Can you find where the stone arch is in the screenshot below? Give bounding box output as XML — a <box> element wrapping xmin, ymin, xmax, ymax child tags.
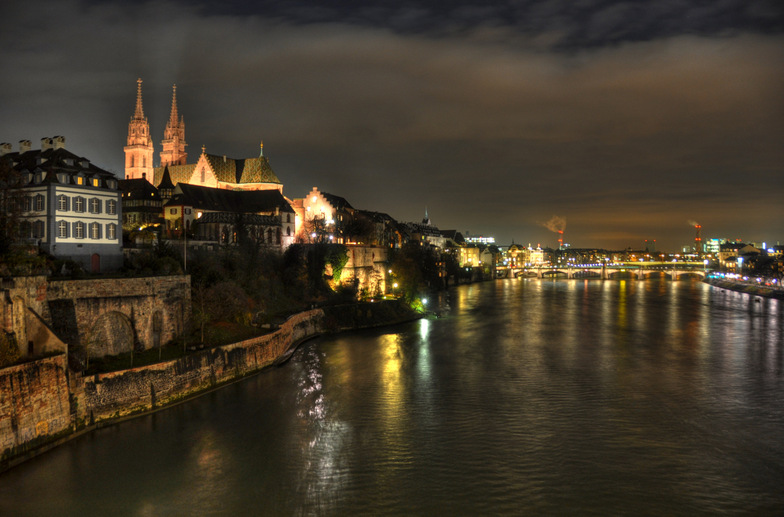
<box><xmin>88</xmin><ymin>311</ymin><xmax>134</xmax><ymax>358</ymax></box>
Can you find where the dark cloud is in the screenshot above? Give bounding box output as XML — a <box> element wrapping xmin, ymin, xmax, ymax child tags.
<box><xmin>1</xmin><ymin>0</ymin><xmax>782</xmax><ymax>250</ymax></box>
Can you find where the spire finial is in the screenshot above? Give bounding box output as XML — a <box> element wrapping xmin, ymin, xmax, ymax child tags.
<box><xmin>260</xmin><ymin>140</ymin><xmax>264</xmax><ymax>157</ymax></box>
<box><xmin>201</xmin><ymin>144</ymin><xmax>206</xmax><ymax>154</ymax></box>
<box><xmin>168</xmin><ymin>84</ymin><xmax>179</xmax><ymax>126</ymax></box>
<box><xmin>134</xmin><ymin>78</ymin><xmax>144</xmax><ymax>119</ymax></box>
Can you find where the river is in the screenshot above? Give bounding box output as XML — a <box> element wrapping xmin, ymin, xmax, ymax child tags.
<box><xmin>1</xmin><ymin>278</ymin><xmax>783</xmax><ymax>515</ymax></box>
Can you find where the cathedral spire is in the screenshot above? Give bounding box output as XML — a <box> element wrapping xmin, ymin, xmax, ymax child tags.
<box><xmin>125</xmin><ymin>78</ymin><xmax>153</xmax><ymax>180</ymax></box>
<box><xmin>133</xmin><ymin>78</ymin><xmax>145</xmax><ymax>119</ymax></box>
<box><xmin>160</xmin><ymin>83</ymin><xmax>187</xmax><ymax>167</ymax></box>
<box><xmin>168</xmin><ymin>84</ymin><xmax>179</xmax><ymax>127</ymax></box>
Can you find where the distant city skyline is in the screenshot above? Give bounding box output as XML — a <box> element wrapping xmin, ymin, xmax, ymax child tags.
<box><xmin>1</xmin><ymin>0</ymin><xmax>782</xmax><ymax>251</ymax></box>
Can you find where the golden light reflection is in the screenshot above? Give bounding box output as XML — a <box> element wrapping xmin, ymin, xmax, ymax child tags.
<box><xmin>417</xmin><ymin>319</ymin><xmax>432</xmax><ymax>382</ymax></box>
<box><xmin>617</xmin><ymin>280</ymin><xmax>628</xmax><ymax>331</ymax></box>
<box><xmin>378</xmin><ymin>333</ymin><xmax>411</xmax><ymax>467</ymax></box>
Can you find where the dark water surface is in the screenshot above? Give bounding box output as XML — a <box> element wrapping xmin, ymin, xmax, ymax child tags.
<box><xmin>1</xmin><ymin>279</ymin><xmax>783</xmax><ymax>516</ymax></box>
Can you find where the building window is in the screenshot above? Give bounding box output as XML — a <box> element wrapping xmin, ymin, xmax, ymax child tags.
<box><xmin>18</xmin><ymin>221</ymin><xmax>31</xmax><ymax>239</ymax></box>
<box><xmin>33</xmin><ymin>220</ymin><xmax>45</xmax><ymax>239</ymax></box>
<box><xmin>58</xmin><ymin>220</ymin><xmax>68</xmax><ymax>238</ymax></box>
<box><xmin>74</xmin><ymin>222</ymin><xmax>84</xmax><ymax>239</ymax></box>
<box><xmin>74</xmin><ymin>197</ymin><xmax>85</xmax><ymax>213</ymax></box>
<box><xmin>89</xmin><ymin>198</ymin><xmax>101</xmax><ymax>214</ymax></box>
<box><xmin>107</xmin><ymin>223</ymin><xmax>116</xmax><ymax>240</ymax></box>
<box><xmin>90</xmin><ymin>222</ymin><xmax>100</xmax><ymax>239</ymax></box>
<box><xmin>76</xmin><ymin>176</ymin><xmax>84</xmax><ymax>185</ymax></box>
<box><xmin>107</xmin><ymin>199</ymin><xmax>117</xmax><ymax>215</ymax></box>
<box><xmin>57</xmin><ymin>195</ymin><xmax>68</xmax><ymax>211</ymax></box>
<box><xmin>170</xmin><ymin>208</ymin><xmax>178</xmax><ymax>215</ymax></box>
<box><xmin>92</xmin><ymin>178</ymin><xmax>100</xmax><ymax>187</ymax></box>
<box><xmin>23</xmin><ymin>196</ymin><xmax>31</xmax><ymax>212</ymax></box>
<box><xmin>34</xmin><ymin>194</ymin><xmax>44</xmax><ymax>212</ymax></box>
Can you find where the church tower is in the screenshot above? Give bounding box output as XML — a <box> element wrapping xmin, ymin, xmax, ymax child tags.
<box><xmin>160</xmin><ymin>84</ymin><xmax>187</xmax><ymax>167</ymax></box>
<box><xmin>124</xmin><ymin>78</ymin><xmax>154</xmax><ymax>180</ymax></box>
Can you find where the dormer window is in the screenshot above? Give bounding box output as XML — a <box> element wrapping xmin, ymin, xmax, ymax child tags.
<box><xmin>92</xmin><ymin>177</ymin><xmax>100</xmax><ymax>187</ymax></box>
<box><xmin>76</xmin><ymin>175</ymin><xmax>84</xmax><ymax>185</ymax></box>
<box><xmin>57</xmin><ymin>173</ymin><xmax>68</xmax><ymax>184</ymax></box>
<box><xmin>34</xmin><ymin>172</ymin><xmax>42</xmax><ymax>183</ymax></box>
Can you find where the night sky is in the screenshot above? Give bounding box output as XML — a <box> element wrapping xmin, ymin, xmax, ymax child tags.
<box><xmin>2</xmin><ymin>0</ymin><xmax>782</xmax><ymax>251</ymax></box>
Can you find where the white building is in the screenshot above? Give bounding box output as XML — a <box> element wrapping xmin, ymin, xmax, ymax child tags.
<box><xmin>1</xmin><ymin>137</ymin><xmax>122</xmax><ymax>272</ymax></box>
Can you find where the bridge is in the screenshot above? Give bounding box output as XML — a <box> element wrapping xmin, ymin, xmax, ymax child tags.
<box><xmin>498</xmin><ymin>262</ymin><xmax>708</xmax><ymax>281</ymax></box>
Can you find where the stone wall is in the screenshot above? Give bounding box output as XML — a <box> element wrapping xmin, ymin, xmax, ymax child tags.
<box><xmin>0</xmin><ymin>275</ymin><xmax>190</xmax><ymax>361</ymax></box>
<box><xmin>343</xmin><ymin>246</ymin><xmax>388</xmax><ymax>296</ymax></box>
<box><xmin>71</xmin><ymin>309</ymin><xmax>323</xmax><ymax>424</ymax></box>
<box><xmin>1</xmin><ymin>309</ymin><xmax>323</xmax><ymax>468</ymax></box>
<box><xmin>0</xmin><ymin>355</ymin><xmax>71</xmax><ymax>460</ymax></box>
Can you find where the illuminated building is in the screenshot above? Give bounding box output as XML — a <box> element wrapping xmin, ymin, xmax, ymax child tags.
<box><xmin>124</xmin><ymin>79</ymin><xmax>282</xmax><ymax>193</ymax></box>
<box><xmin>1</xmin><ymin>137</ymin><xmax>122</xmax><ymax>272</ymax></box>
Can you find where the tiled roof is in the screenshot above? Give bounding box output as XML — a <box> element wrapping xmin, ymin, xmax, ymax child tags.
<box><xmin>153</xmin><ymin>163</ymin><xmax>196</xmax><ymax>187</ymax></box>
<box><xmin>166</xmin><ymin>183</ymin><xmax>294</xmax><ymax>214</ymax></box>
<box><xmin>153</xmin><ymin>154</ymin><xmax>282</xmax><ymax>186</ymax></box>
<box><xmin>238</xmin><ymin>156</ymin><xmax>281</xmax><ymax>184</ymax></box>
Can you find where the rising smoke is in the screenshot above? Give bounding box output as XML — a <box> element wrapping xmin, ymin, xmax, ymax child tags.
<box><xmin>687</xmin><ymin>220</ymin><xmax>700</xmax><ymax>227</ymax></box>
<box><xmin>542</xmin><ymin>215</ymin><xmax>566</xmax><ymax>233</ymax></box>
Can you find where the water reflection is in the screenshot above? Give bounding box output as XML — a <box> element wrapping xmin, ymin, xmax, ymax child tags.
<box><xmin>1</xmin><ymin>279</ymin><xmax>782</xmax><ymax>515</ymax></box>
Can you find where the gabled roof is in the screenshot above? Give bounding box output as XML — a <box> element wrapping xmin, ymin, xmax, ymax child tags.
<box><xmin>153</xmin><ymin>163</ymin><xmax>196</xmax><ymax>187</ymax></box>
<box><xmin>166</xmin><ymin>183</ymin><xmax>294</xmax><ymax>213</ymax></box>
<box><xmin>204</xmin><ymin>154</ymin><xmax>282</xmax><ymax>185</ymax></box>
<box><xmin>119</xmin><ymin>178</ymin><xmax>159</xmax><ymax>200</ymax></box>
<box><xmin>321</xmin><ymin>192</ymin><xmax>353</xmax><ymax>210</ymax></box>
<box><xmin>440</xmin><ymin>230</ymin><xmax>465</xmax><ymax>244</ymax></box>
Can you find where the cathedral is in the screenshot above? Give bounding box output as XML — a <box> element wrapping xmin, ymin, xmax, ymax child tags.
<box><xmin>124</xmin><ymin>78</ymin><xmax>282</xmax><ymax>192</ymax></box>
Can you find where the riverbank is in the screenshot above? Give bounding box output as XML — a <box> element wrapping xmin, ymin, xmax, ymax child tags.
<box><xmin>703</xmin><ymin>276</ymin><xmax>784</xmax><ymax>299</ymax></box>
<box><xmin>0</xmin><ymin>299</ymin><xmax>419</xmax><ymax>472</ymax></box>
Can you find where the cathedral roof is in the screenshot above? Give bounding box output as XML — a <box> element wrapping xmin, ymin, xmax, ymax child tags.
<box><xmin>153</xmin><ymin>163</ymin><xmax>195</xmax><ymax>188</ymax></box>
<box><xmin>203</xmin><ymin>154</ymin><xmax>281</xmax><ymax>185</ymax></box>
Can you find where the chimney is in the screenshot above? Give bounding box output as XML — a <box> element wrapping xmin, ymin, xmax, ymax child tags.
<box><xmin>41</xmin><ymin>137</ymin><xmax>53</xmax><ymax>151</ymax></box>
<box><xmin>53</xmin><ymin>135</ymin><xmax>66</xmax><ymax>149</ymax></box>
<box><xmin>19</xmin><ymin>140</ymin><xmax>31</xmax><ymax>153</ymax></box>
<box><xmin>0</xmin><ymin>143</ymin><xmax>11</xmax><ymax>157</ymax></box>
